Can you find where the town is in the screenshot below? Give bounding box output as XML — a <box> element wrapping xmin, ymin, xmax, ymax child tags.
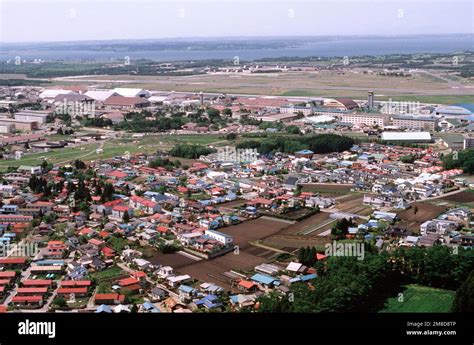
<box><xmin>0</xmin><ymin>78</ymin><xmax>473</xmax><ymax>314</ymax></box>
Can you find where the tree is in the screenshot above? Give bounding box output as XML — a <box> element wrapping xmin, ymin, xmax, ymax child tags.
<box><xmin>256</xmin><ymin>290</ymin><xmax>292</xmax><ymax>312</ymax></box>
<box><xmin>413</xmin><ymin>205</ymin><xmax>419</xmax><ymax>222</ymax></box>
<box><xmin>53</xmin><ymin>296</ymin><xmax>67</xmax><ymax>308</ymax></box>
<box><xmin>400</xmin><ymin>155</ymin><xmax>416</xmax><ymax>164</ymax></box>
<box><xmin>331</xmin><ymin>218</ymin><xmax>353</xmax><ymax>239</ymax></box>
<box><xmin>74</xmin><ymin>159</ymin><xmax>87</xmax><ymax>170</ymax></box>
<box><xmin>101</xmin><ymin>183</ymin><xmax>115</xmax><ymax>202</ymax></box>
<box><xmin>225</xmin><ymin>133</ymin><xmax>237</xmax><ymax>140</ymax></box>
<box><xmin>130</xmin><ymin>303</ymin><xmax>138</xmax><ymax>313</ymax></box>
<box><xmin>122</xmin><ymin>211</ymin><xmax>130</xmax><ymax>223</ymax></box>
<box><xmin>452</xmin><ymin>270</ymin><xmax>474</xmax><ymax>312</ymax></box>
<box><xmin>206</xmin><ymin>108</ymin><xmax>221</xmax><ymax>120</ymax></box>
<box><xmin>286</xmin><ymin>125</ymin><xmax>301</xmax><ymax>135</ymax></box>
<box><xmin>170</xmin><ymin>144</ymin><xmax>216</xmax><ymax>159</ymax></box>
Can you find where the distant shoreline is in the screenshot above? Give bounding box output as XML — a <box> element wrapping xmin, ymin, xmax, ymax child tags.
<box><xmin>1</xmin><ymin>34</ymin><xmax>473</xmax><ymax>62</ymax></box>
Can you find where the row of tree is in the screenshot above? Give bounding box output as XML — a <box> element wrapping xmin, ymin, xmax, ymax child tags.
<box><xmin>236</xmin><ymin>134</ymin><xmax>355</xmax><ymax>154</ymax></box>
<box><xmin>169</xmin><ymin>144</ymin><xmax>216</xmax><ymax>159</ymax></box>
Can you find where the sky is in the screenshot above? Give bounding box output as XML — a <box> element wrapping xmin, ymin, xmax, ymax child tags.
<box><xmin>0</xmin><ymin>0</ymin><xmax>473</xmax><ymax>43</ymax></box>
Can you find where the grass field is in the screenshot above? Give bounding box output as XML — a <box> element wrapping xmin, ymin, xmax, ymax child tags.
<box><xmin>0</xmin><ymin>143</ymin><xmax>100</xmax><ymax>171</ymax></box>
<box><xmin>0</xmin><ymin>133</ymin><xmax>227</xmax><ymax>171</ymax></box>
<box><xmin>381</xmin><ymin>285</ymin><xmax>455</xmax><ymax>313</ymax></box>
<box><xmin>90</xmin><ymin>265</ymin><xmax>125</xmax><ymax>281</ymax></box>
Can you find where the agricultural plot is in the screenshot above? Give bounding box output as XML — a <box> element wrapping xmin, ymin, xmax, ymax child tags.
<box><xmin>300</xmin><ymin>183</ymin><xmax>354</xmax><ymax>196</ymax></box>
<box><xmin>396</xmin><ymin>202</ymin><xmax>447</xmax><ymax>232</ymax></box>
<box><xmin>438</xmin><ymin>191</ymin><xmax>474</xmax><ymax>204</ymax></box>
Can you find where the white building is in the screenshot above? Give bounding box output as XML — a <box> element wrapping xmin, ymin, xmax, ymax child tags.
<box><xmin>381</xmin><ymin>131</ymin><xmax>432</xmax><ymax>142</ymax></box>
<box><xmin>0</xmin><ymin>123</ymin><xmax>14</xmax><ymax>133</ymax></box>
<box><xmin>112</xmin><ymin>88</ymin><xmax>150</xmax><ymax>98</ymax></box>
<box><xmin>339</xmin><ymin>113</ymin><xmax>388</xmax><ymax>127</ymax></box>
<box><xmin>39</xmin><ymin>89</ymin><xmax>75</xmax><ymax>99</ymax></box>
<box><xmin>85</xmin><ymin>90</ymin><xmax>119</xmax><ymax>102</ymax></box>
<box><xmin>204</xmin><ymin>229</ymin><xmax>233</xmax><ymax>245</ymax></box>
<box><xmin>14</xmin><ymin>110</ymin><xmax>51</xmax><ymax>124</ymax></box>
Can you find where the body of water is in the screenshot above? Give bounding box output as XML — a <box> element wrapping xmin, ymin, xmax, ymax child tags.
<box><xmin>0</xmin><ymin>36</ymin><xmax>472</xmax><ymax>62</ymax></box>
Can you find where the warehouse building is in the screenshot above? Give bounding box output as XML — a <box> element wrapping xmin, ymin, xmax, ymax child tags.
<box><xmin>14</xmin><ymin>110</ymin><xmax>51</xmax><ymax>124</ymax></box>
<box><xmin>381</xmin><ymin>131</ymin><xmax>432</xmax><ymax>143</ymax></box>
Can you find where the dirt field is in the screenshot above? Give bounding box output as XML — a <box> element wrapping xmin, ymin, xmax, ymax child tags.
<box><xmin>216</xmin><ymin>199</ymin><xmax>247</xmax><ymax>209</ymax></box>
<box><xmin>301</xmin><ymin>183</ymin><xmax>353</xmax><ymax>196</ymax></box>
<box><xmin>278</xmin><ymin>212</ymin><xmax>330</xmax><ymax>235</ymax></box>
<box><xmin>396</xmin><ymin>202</ymin><xmax>447</xmax><ymax>232</ymax></box>
<box><xmin>261</xmin><ymin>235</ymin><xmax>330</xmax><ymax>253</ymax></box>
<box><xmin>222</xmin><ymin>217</ymin><xmax>291</xmax><ymax>249</ymax></box>
<box><xmin>148</xmin><ymin>252</ymin><xmax>196</xmax><ymax>268</ymax></box>
<box><xmin>438</xmin><ymin>191</ymin><xmax>474</xmax><ymax>204</ymax></box>
<box><xmin>177</xmin><ymin>251</ymin><xmax>268</xmax><ymax>291</ymax></box>
<box><xmin>166</xmin><ymin>217</ymin><xmax>290</xmax><ymax>290</ymax></box>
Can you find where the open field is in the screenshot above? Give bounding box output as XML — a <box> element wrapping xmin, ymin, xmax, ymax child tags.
<box><xmin>261</xmin><ymin>235</ymin><xmax>329</xmax><ymax>252</ymax></box>
<box><xmin>149</xmin><ymin>252</ymin><xmax>196</xmax><ymax>268</ymax></box>
<box><xmin>438</xmin><ymin>190</ymin><xmax>474</xmax><ymax>204</ymax></box>
<box><xmin>396</xmin><ymin>202</ymin><xmax>447</xmax><ymax>232</ymax></box>
<box><xmin>51</xmin><ymin>70</ymin><xmax>474</xmax><ymax>102</ymax></box>
<box><xmin>177</xmin><ymin>251</ymin><xmax>269</xmax><ymax>291</ymax></box>
<box><xmin>381</xmin><ymin>285</ymin><xmax>455</xmax><ymax>313</ymax></box>
<box><xmin>0</xmin><ymin>133</ymin><xmax>226</xmax><ymax>171</ymax></box>
<box><xmin>0</xmin><ymin>143</ymin><xmax>100</xmax><ymax>171</ymax></box>
<box><xmin>223</xmin><ymin>217</ymin><xmax>291</xmax><ymax>250</ymax></box>
<box><xmin>278</xmin><ymin>212</ymin><xmax>330</xmax><ymax>236</ymax></box>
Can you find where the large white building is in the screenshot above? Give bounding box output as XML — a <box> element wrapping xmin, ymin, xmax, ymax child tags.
<box><xmin>112</xmin><ymin>88</ymin><xmax>150</xmax><ymax>98</ymax></box>
<box><xmin>14</xmin><ymin>110</ymin><xmax>51</xmax><ymax>124</ymax></box>
<box><xmin>84</xmin><ymin>90</ymin><xmax>118</xmax><ymax>102</ymax></box>
<box><xmin>381</xmin><ymin>131</ymin><xmax>432</xmax><ymax>143</ymax></box>
<box><xmin>339</xmin><ymin>113</ymin><xmax>389</xmax><ymax>127</ymax></box>
<box><xmin>280</xmin><ymin>105</ymin><xmax>314</xmax><ymax>116</ymax></box>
